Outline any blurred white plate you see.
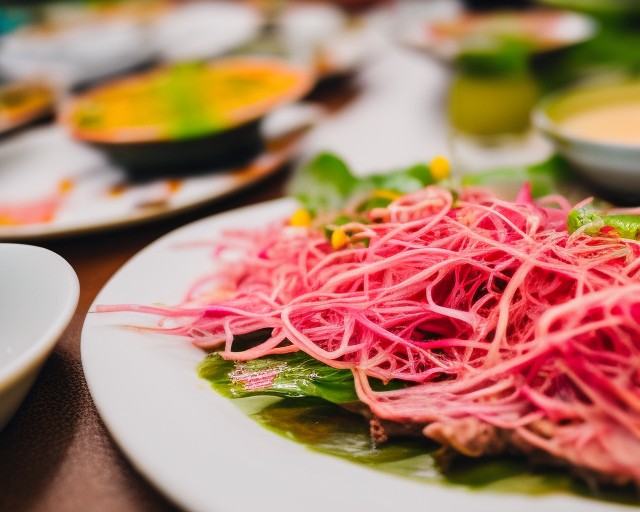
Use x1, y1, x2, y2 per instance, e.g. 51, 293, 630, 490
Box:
0, 103, 320, 241
401, 9, 597, 62
81, 198, 631, 512
150, 1, 262, 62
280, 3, 373, 79
0, 243, 78, 430
0, 16, 154, 88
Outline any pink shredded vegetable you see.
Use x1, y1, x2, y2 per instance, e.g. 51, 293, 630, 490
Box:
99, 185, 640, 484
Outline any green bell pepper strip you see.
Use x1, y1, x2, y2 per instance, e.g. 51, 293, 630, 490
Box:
567, 209, 640, 240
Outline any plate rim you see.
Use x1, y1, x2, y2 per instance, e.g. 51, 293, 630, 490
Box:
0, 132, 296, 242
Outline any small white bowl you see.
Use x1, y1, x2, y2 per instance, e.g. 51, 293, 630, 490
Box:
0, 244, 79, 431
534, 79, 640, 202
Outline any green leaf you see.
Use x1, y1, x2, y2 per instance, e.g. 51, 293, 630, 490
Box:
367, 172, 426, 195
534, 20, 640, 95
254, 398, 438, 465
199, 351, 360, 404
288, 153, 438, 215
461, 155, 575, 198
199, 350, 405, 405
287, 153, 358, 213
405, 163, 438, 186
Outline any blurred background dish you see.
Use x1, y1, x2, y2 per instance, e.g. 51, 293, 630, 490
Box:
0, 1, 159, 90
0, 0, 375, 92
319, 0, 392, 11
61, 57, 313, 173
279, 2, 364, 78
534, 78, 640, 203
537, 0, 640, 16
448, 42, 539, 137
462, 0, 533, 9
0, 102, 318, 241
401, 8, 597, 62
241, 1, 374, 81
0, 243, 78, 431
0, 80, 54, 136
150, 1, 262, 62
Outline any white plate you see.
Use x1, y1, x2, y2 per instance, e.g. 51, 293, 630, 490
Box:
151, 1, 371, 78
81, 198, 632, 512
279, 3, 372, 79
0, 119, 305, 241
0, 243, 79, 430
151, 1, 262, 62
401, 9, 597, 62
0, 15, 154, 88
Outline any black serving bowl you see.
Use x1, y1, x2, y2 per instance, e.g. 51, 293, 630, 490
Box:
87, 119, 265, 178
61, 57, 313, 177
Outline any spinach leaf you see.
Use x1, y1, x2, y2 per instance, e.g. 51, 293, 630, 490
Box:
287, 153, 358, 214
461, 155, 575, 198
199, 350, 404, 405
199, 351, 360, 404
287, 153, 438, 214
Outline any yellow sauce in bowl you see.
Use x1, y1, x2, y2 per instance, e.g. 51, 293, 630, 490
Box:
0, 82, 54, 133
64, 57, 313, 144
560, 102, 640, 145
534, 80, 640, 202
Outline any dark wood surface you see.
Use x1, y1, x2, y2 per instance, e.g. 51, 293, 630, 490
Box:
0, 78, 359, 512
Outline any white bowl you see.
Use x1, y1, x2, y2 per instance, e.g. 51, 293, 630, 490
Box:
534, 79, 640, 203
0, 244, 79, 431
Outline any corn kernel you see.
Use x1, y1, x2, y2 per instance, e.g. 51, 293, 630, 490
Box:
58, 179, 74, 194
331, 228, 349, 250
430, 156, 450, 181
289, 208, 311, 227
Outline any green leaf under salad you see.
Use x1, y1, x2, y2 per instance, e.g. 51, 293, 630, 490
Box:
287, 152, 441, 215
199, 351, 360, 404
460, 154, 577, 199
199, 350, 404, 405
198, 348, 637, 504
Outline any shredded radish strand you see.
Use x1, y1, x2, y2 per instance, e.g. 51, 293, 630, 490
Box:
98, 185, 640, 484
